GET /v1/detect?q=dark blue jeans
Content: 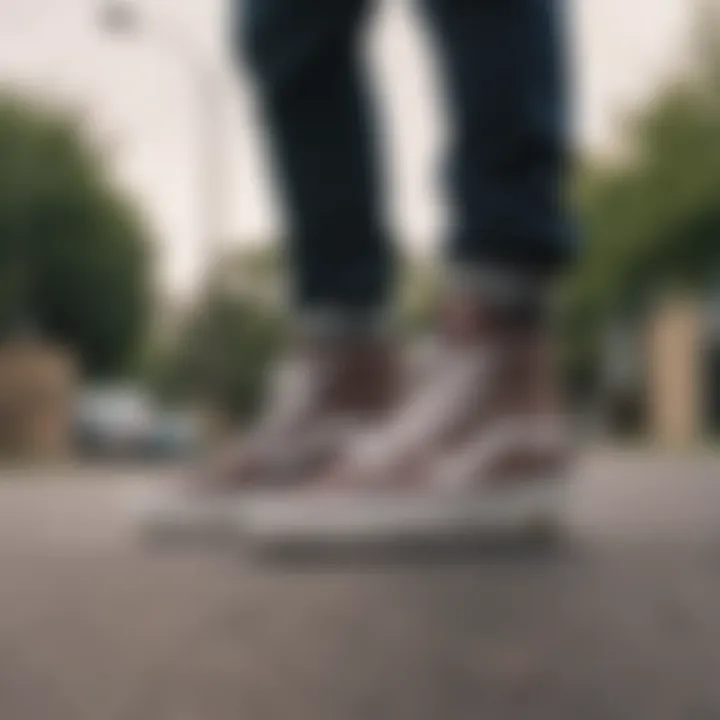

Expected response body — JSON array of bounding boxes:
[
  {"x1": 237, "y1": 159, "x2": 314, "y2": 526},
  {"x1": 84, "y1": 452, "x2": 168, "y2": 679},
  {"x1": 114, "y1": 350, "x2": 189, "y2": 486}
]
[{"x1": 235, "y1": 0, "x2": 572, "y2": 314}]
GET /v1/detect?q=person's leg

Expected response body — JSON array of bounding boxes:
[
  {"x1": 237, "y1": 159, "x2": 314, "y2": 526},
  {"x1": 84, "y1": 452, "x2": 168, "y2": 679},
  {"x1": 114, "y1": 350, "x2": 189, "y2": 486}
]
[
  {"x1": 333, "y1": 0, "x2": 573, "y2": 470},
  {"x1": 174, "y1": 0, "x2": 398, "y2": 498},
  {"x1": 407, "y1": 0, "x2": 573, "y2": 500},
  {"x1": 236, "y1": 0, "x2": 393, "y2": 324},
  {"x1": 420, "y1": 0, "x2": 572, "y2": 279},
  {"x1": 287, "y1": 0, "x2": 573, "y2": 507},
  {"x1": 233, "y1": 0, "x2": 575, "y2": 544}
]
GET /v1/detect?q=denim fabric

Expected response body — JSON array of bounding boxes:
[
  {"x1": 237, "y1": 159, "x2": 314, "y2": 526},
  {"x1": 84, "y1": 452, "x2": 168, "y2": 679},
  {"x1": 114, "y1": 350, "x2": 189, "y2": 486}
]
[{"x1": 234, "y1": 0, "x2": 573, "y2": 313}]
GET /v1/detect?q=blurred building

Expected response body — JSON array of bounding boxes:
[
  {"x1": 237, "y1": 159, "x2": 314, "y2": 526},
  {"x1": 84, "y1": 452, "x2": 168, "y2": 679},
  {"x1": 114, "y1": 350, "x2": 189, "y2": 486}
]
[
  {"x1": 602, "y1": 292, "x2": 720, "y2": 446},
  {"x1": 0, "y1": 339, "x2": 77, "y2": 460}
]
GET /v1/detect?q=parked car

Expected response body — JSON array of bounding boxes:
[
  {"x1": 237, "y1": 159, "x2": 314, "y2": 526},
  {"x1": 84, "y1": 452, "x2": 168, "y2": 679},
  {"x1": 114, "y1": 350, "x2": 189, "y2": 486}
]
[{"x1": 74, "y1": 385, "x2": 201, "y2": 460}]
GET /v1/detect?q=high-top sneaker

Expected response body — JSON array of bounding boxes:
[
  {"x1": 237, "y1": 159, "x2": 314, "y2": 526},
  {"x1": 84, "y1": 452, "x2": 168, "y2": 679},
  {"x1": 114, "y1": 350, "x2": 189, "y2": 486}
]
[
  {"x1": 192, "y1": 331, "x2": 399, "y2": 493},
  {"x1": 138, "y1": 329, "x2": 400, "y2": 539},
  {"x1": 239, "y1": 271, "x2": 571, "y2": 547}
]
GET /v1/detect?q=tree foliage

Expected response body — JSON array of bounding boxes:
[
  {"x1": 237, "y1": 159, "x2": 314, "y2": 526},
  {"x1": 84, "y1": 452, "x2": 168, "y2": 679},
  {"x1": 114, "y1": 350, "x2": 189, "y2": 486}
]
[
  {"x1": 148, "y1": 280, "x2": 284, "y2": 421},
  {"x1": 0, "y1": 93, "x2": 152, "y2": 376},
  {"x1": 561, "y1": 13, "x2": 720, "y2": 389}
]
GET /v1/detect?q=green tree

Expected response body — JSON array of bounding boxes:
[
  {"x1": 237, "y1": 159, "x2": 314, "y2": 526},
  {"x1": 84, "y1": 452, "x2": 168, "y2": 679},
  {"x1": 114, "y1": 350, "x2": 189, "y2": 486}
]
[
  {"x1": 145, "y1": 245, "x2": 284, "y2": 419},
  {"x1": 148, "y1": 285, "x2": 283, "y2": 422},
  {"x1": 0, "y1": 93, "x2": 152, "y2": 376},
  {"x1": 561, "y1": 7, "x2": 720, "y2": 391}
]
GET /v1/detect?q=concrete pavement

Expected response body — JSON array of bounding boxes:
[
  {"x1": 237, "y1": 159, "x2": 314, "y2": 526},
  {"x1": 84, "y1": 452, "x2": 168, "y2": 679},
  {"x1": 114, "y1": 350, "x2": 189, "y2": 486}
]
[{"x1": 0, "y1": 452, "x2": 719, "y2": 719}]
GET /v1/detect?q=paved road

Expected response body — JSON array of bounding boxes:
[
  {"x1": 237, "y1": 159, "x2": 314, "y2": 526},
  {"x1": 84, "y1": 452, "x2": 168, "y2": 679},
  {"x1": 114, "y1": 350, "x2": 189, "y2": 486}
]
[{"x1": 1, "y1": 452, "x2": 720, "y2": 720}]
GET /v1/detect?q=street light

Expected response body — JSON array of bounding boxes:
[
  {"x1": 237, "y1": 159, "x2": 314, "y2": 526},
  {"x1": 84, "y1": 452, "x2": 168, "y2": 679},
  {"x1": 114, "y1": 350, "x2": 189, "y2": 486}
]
[{"x1": 97, "y1": 0, "x2": 226, "y2": 289}]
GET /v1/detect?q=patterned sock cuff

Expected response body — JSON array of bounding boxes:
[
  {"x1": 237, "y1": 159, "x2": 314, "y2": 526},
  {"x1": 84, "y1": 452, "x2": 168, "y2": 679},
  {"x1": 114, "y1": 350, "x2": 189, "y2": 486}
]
[
  {"x1": 444, "y1": 263, "x2": 558, "y2": 327},
  {"x1": 294, "y1": 306, "x2": 393, "y2": 341}
]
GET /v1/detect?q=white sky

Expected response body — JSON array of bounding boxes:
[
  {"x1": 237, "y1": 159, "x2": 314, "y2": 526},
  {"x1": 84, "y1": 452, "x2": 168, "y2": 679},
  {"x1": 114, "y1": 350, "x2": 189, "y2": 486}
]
[{"x1": 0, "y1": 0, "x2": 693, "y2": 296}]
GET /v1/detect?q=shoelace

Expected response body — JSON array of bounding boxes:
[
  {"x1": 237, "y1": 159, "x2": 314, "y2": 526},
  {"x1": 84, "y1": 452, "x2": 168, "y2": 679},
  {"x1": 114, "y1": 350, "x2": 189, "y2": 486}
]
[
  {"x1": 346, "y1": 346, "x2": 496, "y2": 479},
  {"x1": 432, "y1": 416, "x2": 569, "y2": 493}
]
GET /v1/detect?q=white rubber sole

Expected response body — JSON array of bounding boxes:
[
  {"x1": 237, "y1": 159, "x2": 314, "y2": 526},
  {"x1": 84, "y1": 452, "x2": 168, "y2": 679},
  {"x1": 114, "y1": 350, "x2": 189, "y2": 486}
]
[
  {"x1": 130, "y1": 486, "x2": 245, "y2": 543},
  {"x1": 238, "y1": 481, "x2": 566, "y2": 549}
]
